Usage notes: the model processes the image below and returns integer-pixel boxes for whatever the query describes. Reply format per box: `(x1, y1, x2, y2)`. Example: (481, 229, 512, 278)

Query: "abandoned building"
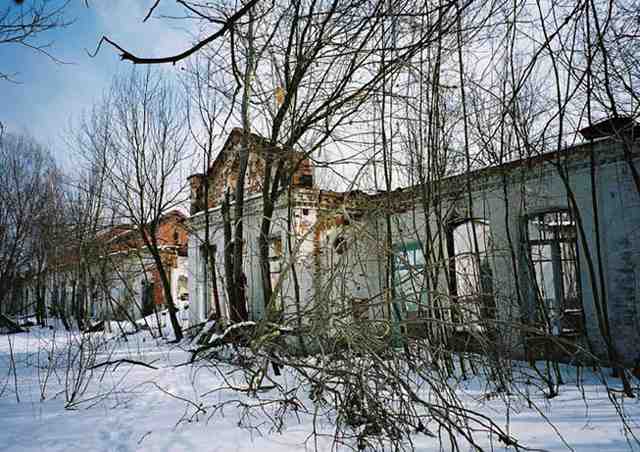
(93, 210, 190, 321)
(14, 210, 189, 325)
(187, 120, 640, 366)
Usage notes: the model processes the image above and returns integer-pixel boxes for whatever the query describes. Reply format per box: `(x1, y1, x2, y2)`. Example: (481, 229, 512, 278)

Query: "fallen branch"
(0, 313, 26, 333)
(89, 358, 158, 371)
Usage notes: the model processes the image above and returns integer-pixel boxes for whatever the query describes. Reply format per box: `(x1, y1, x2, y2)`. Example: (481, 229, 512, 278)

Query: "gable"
(189, 129, 314, 214)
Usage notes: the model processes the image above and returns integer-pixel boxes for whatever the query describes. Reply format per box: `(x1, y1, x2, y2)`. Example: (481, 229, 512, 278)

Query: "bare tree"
(79, 69, 190, 341)
(183, 59, 225, 323)
(0, 133, 60, 330)
(92, 0, 260, 65)
(82, 0, 640, 449)
(0, 0, 71, 82)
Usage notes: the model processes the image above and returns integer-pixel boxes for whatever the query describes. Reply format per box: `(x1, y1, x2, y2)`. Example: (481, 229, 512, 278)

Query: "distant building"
(16, 210, 189, 325)
(94, 210, 189, 321)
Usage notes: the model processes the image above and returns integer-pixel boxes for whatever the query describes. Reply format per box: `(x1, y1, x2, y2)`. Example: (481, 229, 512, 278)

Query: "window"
(269, 236, 283, 262)
(141, 280, 154, 317)
(450, 220, 494, 331)
(90, 278, 98, 318)
(394, 241, 427, 317)
(333, 236, 347, 255)
(269, 236, 283, 311)
(178, 275, 189, 301)
(527, 210, 582, 335)
(200, 244, 217, 317)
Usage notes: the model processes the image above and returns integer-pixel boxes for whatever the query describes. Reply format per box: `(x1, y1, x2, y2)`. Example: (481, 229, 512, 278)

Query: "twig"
(89, 358, 158, 371)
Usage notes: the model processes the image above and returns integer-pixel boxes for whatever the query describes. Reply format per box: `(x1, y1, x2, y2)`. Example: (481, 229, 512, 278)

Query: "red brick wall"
(188, 130, 315, 214)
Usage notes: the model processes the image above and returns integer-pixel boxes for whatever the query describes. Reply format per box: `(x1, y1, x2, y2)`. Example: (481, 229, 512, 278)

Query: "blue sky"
(0, 1, 194, 167)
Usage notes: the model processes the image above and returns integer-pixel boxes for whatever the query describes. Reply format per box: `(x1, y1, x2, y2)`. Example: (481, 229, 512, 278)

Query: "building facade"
(15, 210, 189, 326)
(188, 121, 640, 366)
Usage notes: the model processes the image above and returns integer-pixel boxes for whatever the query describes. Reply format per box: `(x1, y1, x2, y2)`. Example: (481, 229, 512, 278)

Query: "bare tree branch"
(89, 0, 261, 65)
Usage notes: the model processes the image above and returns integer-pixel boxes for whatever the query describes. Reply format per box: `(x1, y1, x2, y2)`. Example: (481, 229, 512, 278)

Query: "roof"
(579, 116, 640, 140)
(320, 121, 640, 214)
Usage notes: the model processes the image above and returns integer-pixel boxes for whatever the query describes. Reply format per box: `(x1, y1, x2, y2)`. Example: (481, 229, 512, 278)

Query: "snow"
(209, 320, 257, 344)
(0, 325, 639, 451)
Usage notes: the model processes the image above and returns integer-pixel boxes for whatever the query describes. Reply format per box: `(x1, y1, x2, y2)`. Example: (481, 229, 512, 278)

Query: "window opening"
(269, 236, 284, 312)
(141, 280, 155, 317)
(527, 210, 582, 335)
(200, 244, 217, 317)
(351, 297, 369, 321)
(393, 241, 427, 318)
(451, 220, 494, 332)
(333, 236, 347, 255)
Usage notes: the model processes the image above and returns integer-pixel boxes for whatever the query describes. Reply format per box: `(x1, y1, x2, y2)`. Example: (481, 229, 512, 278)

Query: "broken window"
(527, 210, 582, 335)
(393, 241, 427, 318)
(450, 220, 494, 331)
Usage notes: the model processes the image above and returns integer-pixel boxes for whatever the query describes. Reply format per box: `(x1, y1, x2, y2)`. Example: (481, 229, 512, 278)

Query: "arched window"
(527, 210, 582, 335)
(450, 219, 494, 331)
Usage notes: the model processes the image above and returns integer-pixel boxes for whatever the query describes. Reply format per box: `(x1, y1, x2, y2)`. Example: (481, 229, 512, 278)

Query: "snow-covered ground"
(0, 324, 639, 452)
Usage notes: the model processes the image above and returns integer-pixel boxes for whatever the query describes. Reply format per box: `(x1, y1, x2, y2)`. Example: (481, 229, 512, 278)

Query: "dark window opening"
(333, 236, 347, 255)
(351, 297, 370, 321)
(527, 210, 583, 336)
(141, 280, 155, 317)
(299, 174, 313, 187)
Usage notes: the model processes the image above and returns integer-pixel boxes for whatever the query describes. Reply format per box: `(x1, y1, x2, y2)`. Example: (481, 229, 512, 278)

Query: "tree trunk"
(143, 230, 183, 342)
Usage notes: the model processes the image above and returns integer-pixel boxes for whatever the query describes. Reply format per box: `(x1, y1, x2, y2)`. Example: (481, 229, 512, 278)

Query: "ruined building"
(187, 120, 640, 366)
(15, 210, 189, 325)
